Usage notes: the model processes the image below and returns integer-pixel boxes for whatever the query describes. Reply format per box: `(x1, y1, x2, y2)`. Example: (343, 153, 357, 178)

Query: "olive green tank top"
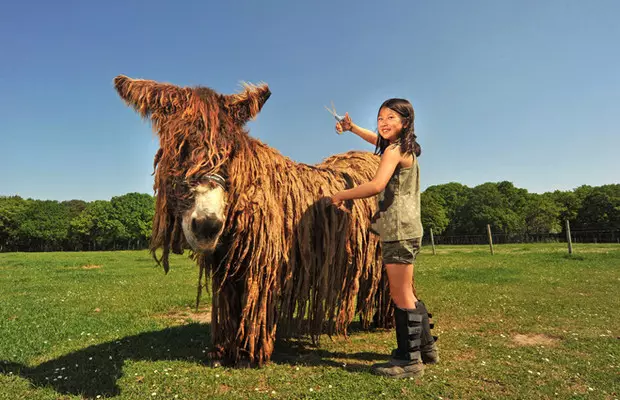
(370, 155, 423, 241)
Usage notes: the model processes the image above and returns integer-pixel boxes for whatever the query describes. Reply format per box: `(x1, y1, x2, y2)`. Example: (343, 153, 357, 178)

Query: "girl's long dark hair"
(374, 98, 421, 157)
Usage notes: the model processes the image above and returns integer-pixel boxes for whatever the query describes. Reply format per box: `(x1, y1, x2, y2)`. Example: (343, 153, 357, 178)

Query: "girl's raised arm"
(337, 112, 378, 146)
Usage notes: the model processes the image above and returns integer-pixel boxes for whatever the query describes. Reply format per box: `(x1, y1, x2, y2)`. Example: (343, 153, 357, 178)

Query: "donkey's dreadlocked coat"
(114, 75, 393, 365)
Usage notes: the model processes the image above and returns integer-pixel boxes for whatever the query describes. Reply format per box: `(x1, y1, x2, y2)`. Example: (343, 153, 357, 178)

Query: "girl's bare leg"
(385, 263, 417, 309)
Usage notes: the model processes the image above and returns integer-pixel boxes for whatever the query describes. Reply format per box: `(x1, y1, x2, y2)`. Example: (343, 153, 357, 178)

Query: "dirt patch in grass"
(217, 384, 232, 394)
(453, 348, 477, 361)
(512, 334, 560, 347)
(158, 306, 212, 325)
(81, 264, 102, 270)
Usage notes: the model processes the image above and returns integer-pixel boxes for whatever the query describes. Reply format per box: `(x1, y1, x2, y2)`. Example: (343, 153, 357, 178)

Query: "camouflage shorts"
(382, 237, 421, 264)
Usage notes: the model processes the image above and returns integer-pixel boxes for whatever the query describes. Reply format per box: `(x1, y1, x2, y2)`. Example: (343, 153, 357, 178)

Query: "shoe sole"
(373, 369, 425, 379)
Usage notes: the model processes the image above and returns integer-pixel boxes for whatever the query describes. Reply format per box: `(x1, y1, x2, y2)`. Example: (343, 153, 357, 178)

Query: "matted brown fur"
(114, 75, 393, 365)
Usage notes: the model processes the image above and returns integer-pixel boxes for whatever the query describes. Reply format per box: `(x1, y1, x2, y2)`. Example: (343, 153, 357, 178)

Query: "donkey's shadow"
(0, 324, 211, 397)
(0, 323, 386, 398)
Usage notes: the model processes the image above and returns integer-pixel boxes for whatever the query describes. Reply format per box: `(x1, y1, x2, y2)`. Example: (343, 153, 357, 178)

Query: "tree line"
(0, 182, 618, 252)
(0, 193, 154, 252)
(421, 182, 619, 243)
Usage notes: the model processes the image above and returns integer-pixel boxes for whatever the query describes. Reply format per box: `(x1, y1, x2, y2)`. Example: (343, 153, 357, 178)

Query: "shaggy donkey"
(114, 75, 393, 365)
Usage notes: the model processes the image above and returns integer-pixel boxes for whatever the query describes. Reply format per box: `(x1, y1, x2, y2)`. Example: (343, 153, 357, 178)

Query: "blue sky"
(1, 0, 618, 201)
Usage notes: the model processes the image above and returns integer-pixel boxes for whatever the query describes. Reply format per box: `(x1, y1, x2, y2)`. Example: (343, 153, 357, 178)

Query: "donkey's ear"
(113, 75, 188, 118)
(225, 83, 271, 125)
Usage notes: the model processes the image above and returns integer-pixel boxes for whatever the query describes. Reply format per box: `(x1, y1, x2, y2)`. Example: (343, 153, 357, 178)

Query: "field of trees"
(1, 182, 618, 252)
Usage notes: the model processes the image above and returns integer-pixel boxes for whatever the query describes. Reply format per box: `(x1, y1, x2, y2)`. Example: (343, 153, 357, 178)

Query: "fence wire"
(422, 230, 620, 246)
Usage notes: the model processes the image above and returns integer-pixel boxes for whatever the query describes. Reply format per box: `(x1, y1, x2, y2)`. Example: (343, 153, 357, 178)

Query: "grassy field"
(0, 244, 618, 399)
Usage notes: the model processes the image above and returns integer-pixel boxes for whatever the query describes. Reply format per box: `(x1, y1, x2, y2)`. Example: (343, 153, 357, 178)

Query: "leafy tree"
(549, 190, 581, 225)
(0, 196, 27, 251)
(421, 191, 449, 235)
(576, 186, 620, 230)
(70, 200, 126, 250)
(423, 182, 471, 235)
(110, 193, 155, 246)
(16, 199, 71, 251)
(454, 182, 525, 235)
(524, 193, 562, 234)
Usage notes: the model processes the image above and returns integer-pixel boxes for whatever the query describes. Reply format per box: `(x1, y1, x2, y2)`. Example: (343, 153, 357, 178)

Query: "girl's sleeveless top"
(370, 155, 423, 241)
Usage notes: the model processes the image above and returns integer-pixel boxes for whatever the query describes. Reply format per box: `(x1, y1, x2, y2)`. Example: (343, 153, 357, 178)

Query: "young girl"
(331, 99, 438, 379)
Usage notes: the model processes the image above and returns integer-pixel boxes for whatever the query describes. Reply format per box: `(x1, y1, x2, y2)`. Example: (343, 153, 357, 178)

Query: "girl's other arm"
(331, 146, 400, 203)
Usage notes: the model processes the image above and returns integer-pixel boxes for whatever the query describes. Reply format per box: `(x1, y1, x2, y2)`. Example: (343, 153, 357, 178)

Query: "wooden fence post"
(430, 228, 436, 255)
(566, 220, 573, 254)
(487, 224, 494, 255)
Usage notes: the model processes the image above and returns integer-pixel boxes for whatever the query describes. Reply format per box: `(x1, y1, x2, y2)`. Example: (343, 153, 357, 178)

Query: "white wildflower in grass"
(89, 357, 93, 361)
(309, 388, 314, 392)
(528, 370, 533, 374)
(215, 374, 220, 378)
(588, 387, 594, 392)
(152, 392, 157, 396)
(271, 390, 276, 395)
(328, 385, 332, 389)
(295, 367, 300, 371)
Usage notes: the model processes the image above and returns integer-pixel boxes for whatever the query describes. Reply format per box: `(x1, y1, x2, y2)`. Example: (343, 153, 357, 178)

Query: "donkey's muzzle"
(191, 216, 224, 241)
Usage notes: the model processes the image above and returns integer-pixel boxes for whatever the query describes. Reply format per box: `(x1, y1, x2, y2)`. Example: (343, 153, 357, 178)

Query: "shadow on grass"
(0, 322, 389, 398)
(0, 324, 211, 398)
(273, 320, 390, 373)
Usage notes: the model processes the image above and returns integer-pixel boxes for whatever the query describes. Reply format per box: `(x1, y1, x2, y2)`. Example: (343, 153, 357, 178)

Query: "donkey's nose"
(191, 216, 223, 240)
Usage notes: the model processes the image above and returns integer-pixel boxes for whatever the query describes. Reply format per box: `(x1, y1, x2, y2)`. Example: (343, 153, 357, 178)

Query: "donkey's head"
(114, 75, 270, 256)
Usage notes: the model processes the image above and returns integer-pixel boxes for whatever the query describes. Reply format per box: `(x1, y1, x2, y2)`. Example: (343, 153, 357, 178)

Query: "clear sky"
(1, 0, 618, 201)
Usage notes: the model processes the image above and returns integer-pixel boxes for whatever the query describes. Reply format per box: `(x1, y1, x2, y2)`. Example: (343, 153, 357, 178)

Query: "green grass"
(1, 244, 618, 399)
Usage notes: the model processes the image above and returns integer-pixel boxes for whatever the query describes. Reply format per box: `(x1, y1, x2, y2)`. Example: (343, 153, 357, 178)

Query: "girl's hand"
(330, 193, 351, 213)
(336, 112, 353, 133)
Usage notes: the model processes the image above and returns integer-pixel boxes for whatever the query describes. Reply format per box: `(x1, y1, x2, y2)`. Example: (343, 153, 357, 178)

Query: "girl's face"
(377, 107, 404, 142)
